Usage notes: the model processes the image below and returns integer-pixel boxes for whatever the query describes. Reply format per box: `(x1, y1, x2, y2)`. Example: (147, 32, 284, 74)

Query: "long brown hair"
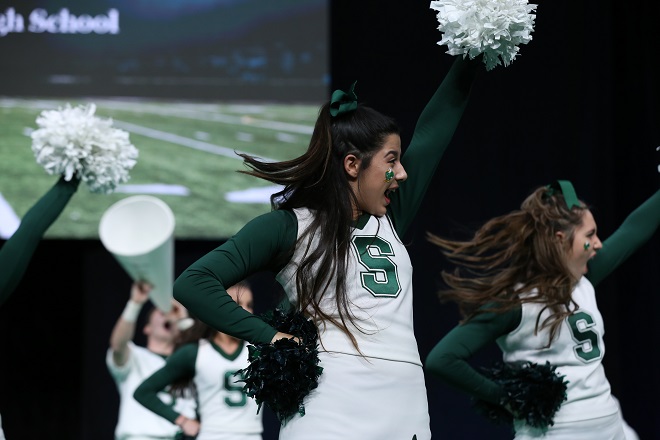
(237, 101, 399, 351)
(428, 186, 587, 344)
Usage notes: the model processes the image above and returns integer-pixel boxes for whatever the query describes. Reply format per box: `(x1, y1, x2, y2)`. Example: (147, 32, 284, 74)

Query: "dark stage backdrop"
(1, 0, 659, 439)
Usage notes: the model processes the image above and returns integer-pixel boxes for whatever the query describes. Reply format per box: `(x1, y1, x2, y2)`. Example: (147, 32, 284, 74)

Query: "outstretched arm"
(587, 189, 660, 286)
(0, 176, 79, 305)
(390, 57, 482, 236)
(425, 308, 520, 405)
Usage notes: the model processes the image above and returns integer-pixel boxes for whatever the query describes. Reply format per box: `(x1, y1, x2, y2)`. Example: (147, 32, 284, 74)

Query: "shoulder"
(194, 339, 211, 355)
(244, 209, 297, 231)
(233, 209, 298, 246)
(175, 342, 200, 355)
(576, 276, 594, 289)
(167, 343, 200, 367)
(129, 342, 157, 360)
(107, 340, 140, 364)
(573, 276, 596, 299)
(289, 207, 316, 229)
(356, 214, 397, 237)
(106, 341, 141, 377)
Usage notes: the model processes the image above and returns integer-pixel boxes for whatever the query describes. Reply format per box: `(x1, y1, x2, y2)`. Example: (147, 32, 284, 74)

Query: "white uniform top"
(277, 208, 421, 365)
(276, 208, 431, 440)
(193, 339, 262, 439)
(498, 277, 619, 423)
(106, 342, 196, 440)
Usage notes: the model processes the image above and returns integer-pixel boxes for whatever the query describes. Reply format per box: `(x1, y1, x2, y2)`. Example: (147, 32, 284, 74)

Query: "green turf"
(0, 97, 319, 239)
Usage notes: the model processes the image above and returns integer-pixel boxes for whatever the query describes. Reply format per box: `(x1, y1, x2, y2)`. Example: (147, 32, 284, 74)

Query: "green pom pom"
(474, 361, 568, 430)
(237, 308, 323, 424)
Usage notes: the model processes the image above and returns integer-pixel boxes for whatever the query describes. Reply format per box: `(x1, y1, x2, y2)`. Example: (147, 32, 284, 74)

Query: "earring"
(584, 241, 590, 251)
(384, 168, 394, 183)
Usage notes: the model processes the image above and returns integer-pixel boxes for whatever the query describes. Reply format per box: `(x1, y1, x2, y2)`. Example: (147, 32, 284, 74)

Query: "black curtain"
(330, 1, 659, 438)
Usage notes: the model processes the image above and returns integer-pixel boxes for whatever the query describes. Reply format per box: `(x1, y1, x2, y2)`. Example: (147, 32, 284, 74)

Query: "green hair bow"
(329, 81, 358, 117)
(545, 180, 581, 210)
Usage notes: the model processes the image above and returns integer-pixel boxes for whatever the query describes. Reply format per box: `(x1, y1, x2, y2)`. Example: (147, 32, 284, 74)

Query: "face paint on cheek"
(584, 241, 590, 251)
(384, 168, 394, 183)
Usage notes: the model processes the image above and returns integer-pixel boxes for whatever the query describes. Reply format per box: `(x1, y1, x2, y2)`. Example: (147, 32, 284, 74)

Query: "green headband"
(329, 81, 358, 117)
(545, 180, 581, 210)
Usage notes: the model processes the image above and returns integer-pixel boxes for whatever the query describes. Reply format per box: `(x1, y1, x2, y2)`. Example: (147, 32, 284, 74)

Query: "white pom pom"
(30, 103, 138, 194)
(430, 0, 537, 71)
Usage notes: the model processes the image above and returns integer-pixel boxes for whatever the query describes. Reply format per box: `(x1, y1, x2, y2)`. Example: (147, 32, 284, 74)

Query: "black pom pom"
(237, 308, 323, 424)
(474, 361, 568, 430)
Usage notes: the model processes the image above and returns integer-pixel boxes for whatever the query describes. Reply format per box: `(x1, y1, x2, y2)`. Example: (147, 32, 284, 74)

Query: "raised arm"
(587, 189, 660, 286)
(389, 57, 481, 236)
(173, 209, 296, 344)
(109, 282, 152, 366)
(0, 176, 79, 305)
(425, 308, 520, 405)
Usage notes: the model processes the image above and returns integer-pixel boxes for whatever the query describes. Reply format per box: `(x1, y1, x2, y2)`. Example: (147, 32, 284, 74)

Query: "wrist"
(121, 300, 143, 323)
(174, 414, 187, 427)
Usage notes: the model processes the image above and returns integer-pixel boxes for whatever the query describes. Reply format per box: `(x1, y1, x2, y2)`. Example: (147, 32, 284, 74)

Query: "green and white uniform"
(174, 57, 478, 440)
(134, 339, 263, 440)
(426, 189, 660, 439)
(278, 208, 420, 362)
(277, 208, 427, 439)
(503, 277, 620, 436)
(106, 342, 197, 440)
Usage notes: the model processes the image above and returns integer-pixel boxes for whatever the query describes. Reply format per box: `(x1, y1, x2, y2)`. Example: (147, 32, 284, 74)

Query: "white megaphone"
(99, 195, 176, 313)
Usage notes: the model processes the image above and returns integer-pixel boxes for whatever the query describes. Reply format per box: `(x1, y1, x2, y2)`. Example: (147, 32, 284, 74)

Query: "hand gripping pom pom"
(30, 103, 138, 194)
(236, 308, 323, 424)
(473, 361, 568, 430)
(430, 0, 537, 71)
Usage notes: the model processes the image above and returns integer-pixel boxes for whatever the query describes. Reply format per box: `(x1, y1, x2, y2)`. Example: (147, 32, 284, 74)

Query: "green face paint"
(384, 168, 394, 183)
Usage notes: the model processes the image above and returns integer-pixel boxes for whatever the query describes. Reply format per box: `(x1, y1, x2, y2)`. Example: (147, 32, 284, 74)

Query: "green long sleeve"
(133, 344, 198, 424)
(0, 176, 79, 306)
(425, 308, 521, 405)
(587, 189, 660, 287)
(389, 57, 481, 236)
(173, 209, 297, 344)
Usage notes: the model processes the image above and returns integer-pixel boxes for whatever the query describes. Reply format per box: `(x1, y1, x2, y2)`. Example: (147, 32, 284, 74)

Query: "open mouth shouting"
(385, 187, 397, 205)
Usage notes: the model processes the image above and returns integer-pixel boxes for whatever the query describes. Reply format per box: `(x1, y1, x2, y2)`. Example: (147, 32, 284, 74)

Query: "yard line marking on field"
(113, 120, 278, 162)
(247, 118, 312, 135)
(0, 97, 315, 135)
(96, 100, 315, 135)
(275, 132, 300, 143)
(0, 193, 20, 239)
(114, 183, 190, 196)
(225, 185, 284, 204)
